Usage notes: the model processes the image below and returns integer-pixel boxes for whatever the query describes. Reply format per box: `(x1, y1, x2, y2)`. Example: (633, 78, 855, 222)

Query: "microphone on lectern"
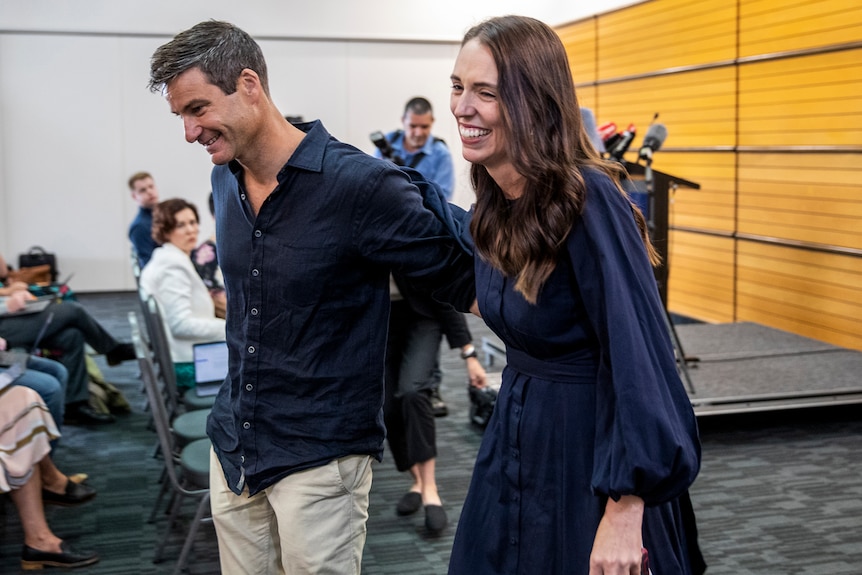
(638, 123, 668, 164)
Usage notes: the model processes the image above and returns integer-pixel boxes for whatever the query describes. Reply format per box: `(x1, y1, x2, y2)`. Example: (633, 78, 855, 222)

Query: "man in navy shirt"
(150, 21, 474, 574)
(127, 171, 160, 267)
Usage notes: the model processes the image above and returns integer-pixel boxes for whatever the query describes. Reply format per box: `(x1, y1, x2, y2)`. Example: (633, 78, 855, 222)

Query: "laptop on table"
(192, 340, 229, 397)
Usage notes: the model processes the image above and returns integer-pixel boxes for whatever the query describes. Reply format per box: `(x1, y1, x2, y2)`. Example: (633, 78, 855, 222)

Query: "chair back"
(132, 328, 180, 475)
(142, 295, 181, 417)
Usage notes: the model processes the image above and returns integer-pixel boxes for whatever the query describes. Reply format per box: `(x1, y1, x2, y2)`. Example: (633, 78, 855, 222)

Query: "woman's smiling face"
(450, 39, 510, 174)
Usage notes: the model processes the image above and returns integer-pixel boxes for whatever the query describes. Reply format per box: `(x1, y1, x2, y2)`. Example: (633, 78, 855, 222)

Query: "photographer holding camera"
(371, 97, 455, 200)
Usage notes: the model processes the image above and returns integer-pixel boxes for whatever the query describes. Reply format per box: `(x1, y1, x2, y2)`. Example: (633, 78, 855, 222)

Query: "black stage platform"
(483, 321, 862, 417)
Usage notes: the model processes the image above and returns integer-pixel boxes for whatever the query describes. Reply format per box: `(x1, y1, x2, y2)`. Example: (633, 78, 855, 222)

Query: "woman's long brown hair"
(464, 16, 657, 303)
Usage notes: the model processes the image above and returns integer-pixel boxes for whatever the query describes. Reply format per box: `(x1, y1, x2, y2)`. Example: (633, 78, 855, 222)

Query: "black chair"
(133, 328, 212, 574)
(141, 294, 215, 416)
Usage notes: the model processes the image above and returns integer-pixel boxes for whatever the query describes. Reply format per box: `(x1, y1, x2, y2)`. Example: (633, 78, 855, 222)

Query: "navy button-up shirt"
(207, 120, 474, 495)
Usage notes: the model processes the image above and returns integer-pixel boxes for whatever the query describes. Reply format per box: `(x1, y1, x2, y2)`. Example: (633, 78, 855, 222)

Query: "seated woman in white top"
(140, 198, 226, 389)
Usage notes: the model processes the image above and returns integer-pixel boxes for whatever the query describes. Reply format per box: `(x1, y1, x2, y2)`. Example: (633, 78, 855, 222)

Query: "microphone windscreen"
(580, 108, 605, 153)
(642, 123, 668, 152)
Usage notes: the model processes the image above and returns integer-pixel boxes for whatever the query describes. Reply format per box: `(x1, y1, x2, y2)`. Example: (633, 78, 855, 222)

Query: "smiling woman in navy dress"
(447, 15, 705, 575)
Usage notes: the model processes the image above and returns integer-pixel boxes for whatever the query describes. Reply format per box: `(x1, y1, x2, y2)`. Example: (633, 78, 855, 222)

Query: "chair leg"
(148, 467, 169, 523)
(173, 493, 211, 575)
(154, 491, 185, 563)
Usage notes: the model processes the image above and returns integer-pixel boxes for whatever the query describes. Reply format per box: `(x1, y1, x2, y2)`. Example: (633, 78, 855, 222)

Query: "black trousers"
(0, 300, 121, 404)
(383, 300, 441, 472)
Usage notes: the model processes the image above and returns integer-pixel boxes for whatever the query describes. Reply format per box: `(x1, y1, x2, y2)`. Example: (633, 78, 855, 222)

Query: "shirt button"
(241, 193, 246, 200)
(243, 421, 251, 430)
(246, 384, 253, 391)
(252, 269, 260, 277)
(248, 346, 255, 354)
(251, 308, 259, 316)
(254, 230, 262, 238)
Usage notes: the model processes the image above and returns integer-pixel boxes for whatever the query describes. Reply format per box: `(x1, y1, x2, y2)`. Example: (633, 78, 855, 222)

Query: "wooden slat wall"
(559, 0, 862, 351)
(736, 241, 862, 350)
(667, 230, 735, 323)
(558, 19, 597, 85)
(659, 152, 736, 233)
(595, 67, 737, 150)
(738, 48, 862, 147)
(737, 153, 862, 248)
(597, 0, 737, 79)
(740, 0, 862, 57)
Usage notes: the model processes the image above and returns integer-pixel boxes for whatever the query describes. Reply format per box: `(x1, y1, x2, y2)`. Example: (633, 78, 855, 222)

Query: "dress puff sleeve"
(569, 168, 701, 506)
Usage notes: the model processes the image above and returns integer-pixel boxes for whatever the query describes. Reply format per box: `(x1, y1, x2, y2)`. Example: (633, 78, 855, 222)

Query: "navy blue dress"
(448, 169, 704, 574)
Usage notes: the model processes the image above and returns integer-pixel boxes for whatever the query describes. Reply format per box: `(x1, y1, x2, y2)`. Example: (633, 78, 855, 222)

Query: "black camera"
(369, 131, 405, 166)
(468, 385, 498, 428)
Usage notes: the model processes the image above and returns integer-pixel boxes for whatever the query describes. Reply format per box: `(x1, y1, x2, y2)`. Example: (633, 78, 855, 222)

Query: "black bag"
(19, 246, 58, 283)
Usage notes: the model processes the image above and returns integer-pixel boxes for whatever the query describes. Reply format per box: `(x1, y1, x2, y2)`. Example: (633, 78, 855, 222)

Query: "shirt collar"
(227, 119, 329, 185)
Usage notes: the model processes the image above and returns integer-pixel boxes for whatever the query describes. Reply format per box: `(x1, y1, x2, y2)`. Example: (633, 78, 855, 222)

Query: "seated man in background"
(127, 171, 161, 267)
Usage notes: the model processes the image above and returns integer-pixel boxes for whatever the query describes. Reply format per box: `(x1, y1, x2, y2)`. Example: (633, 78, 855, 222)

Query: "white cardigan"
(139, 242, 226, 363)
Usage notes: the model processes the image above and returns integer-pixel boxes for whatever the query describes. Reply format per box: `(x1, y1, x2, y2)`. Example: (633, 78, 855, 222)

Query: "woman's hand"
(0, 336, 7, 351)
(589, 495, 645, 575)
(3, 289, 34, 313)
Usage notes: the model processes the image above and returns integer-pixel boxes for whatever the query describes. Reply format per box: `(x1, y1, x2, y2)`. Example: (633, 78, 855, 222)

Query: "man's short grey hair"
(149, 20, 269, 96)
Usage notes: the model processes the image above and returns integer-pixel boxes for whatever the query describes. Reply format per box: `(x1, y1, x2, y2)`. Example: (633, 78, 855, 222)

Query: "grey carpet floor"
(2, 292, 860, 574)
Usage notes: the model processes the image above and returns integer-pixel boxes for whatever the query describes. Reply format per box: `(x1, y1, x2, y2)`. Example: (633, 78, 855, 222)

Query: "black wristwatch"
(461, 345, 478, 360)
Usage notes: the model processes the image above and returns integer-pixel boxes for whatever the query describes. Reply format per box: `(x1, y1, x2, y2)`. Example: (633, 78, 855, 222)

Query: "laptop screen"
(193, 341, 229, 386)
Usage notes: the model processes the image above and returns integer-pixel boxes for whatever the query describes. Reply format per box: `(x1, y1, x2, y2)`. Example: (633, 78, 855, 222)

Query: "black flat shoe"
(396, 491, 422, 516)
(64, 404, 115, 426)
(424, 504, 448, 534)
(21, 541, 99, 570)
(43, 479, 97, 507)
(106, 342, 135, 366)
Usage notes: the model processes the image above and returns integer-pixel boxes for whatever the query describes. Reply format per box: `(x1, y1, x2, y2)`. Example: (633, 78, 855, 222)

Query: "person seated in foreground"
(1, 382, 99, 570)
(0, 289, 136, 425)
(139, 198, 226, 389)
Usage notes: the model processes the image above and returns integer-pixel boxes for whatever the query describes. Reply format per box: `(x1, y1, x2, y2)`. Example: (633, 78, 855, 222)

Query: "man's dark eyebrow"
(176, 98, 209, 115)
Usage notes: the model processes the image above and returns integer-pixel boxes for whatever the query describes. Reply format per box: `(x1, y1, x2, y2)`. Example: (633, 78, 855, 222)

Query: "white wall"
(0, 0, 640, 291)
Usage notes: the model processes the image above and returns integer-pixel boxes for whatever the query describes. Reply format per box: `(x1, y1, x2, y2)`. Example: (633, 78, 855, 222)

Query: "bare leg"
(38, 457, 69, 494)
(7, 465, 63, 553)
(415, 459, 441, 506)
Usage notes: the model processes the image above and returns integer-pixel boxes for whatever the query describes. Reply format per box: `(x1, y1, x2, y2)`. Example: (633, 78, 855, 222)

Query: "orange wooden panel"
(666, 230, 735, 322)
(558, 19, 597, 84)
(736, 296, 862, 351)
(740, 0, 862, 57)
(577, 85, 598, 111)
(597, 0, 737, 79)
(597, 68, 737, 148)
(738, 49, 862, 146)
(737, 240, 862, 281)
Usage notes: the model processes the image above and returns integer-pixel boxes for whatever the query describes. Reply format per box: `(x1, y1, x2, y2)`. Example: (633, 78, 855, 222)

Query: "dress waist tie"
(505, 347, 598, 385)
